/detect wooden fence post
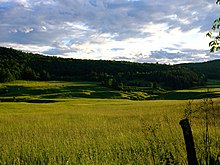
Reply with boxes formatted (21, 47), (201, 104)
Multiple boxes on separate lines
(179, 118), (198, 165)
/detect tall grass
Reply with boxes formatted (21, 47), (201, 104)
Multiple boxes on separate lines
(0, 99), (186, 164)
(184, 98), (220, 164)
(0, 81), (219, 164)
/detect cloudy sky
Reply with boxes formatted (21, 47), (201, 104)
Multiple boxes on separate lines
(1, 0), (220, 64)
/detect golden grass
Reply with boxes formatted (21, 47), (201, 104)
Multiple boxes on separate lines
(0, 81), (219, 164)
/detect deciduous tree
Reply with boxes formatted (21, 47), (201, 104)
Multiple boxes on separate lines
(207, 0), (220, 52)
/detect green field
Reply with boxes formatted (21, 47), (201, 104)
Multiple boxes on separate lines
(0, 81), (220, 164)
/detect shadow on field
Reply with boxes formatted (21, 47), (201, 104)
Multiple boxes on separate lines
(0, 82), (122, 102)
(0, 98), (58, 103)
(154, 91), (220, 100)
(41, 85), (121, 99)
(1, 81), (220, 102)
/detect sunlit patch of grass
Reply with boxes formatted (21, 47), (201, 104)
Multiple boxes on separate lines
(159, 80), (220, 100)
(0, 98), (188, 164)
(0, 80), (219, 164)
(0, 81), (124, 101)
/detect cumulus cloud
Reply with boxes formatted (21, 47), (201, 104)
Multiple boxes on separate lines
(1, 0), (220, 63)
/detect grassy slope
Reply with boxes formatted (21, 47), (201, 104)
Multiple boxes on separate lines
(1, 80), (220, 102)
(0, 81), (121, 100)
(157, 79), (220, 100)
(0, 81), (219, 164)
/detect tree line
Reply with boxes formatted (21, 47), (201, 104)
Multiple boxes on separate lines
(179, 60), (220, 80)
(0, 47), (206, 90)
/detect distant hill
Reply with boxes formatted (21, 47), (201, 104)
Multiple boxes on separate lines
(0, 47), (206, 90)
(179, 60), (220, 80)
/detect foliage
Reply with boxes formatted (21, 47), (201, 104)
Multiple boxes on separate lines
(0, 86), (8, 95)
(0, 47), (206, 90)
(179, 60), (220, 79)
(207, 0), (220, 52)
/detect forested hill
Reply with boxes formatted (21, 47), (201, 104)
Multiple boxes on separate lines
(179, 60), (220, 80)
(0, 47), (206, 89)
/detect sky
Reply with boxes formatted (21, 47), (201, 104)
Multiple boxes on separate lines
(1, 0), (220, 64)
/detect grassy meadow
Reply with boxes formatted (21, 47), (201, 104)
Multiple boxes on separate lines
(0, 80), (220, 164)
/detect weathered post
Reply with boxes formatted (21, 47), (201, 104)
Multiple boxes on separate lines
(179, 118), (198, 165)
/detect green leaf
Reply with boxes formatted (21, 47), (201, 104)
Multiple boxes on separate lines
(210, 46), (215, 53)
(206, 31), (212, 38)
(214, 19), (220, 23)
(212, 24), (217, 31)
(209, 41), (215, 47)
(216, 46), (220, 51)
